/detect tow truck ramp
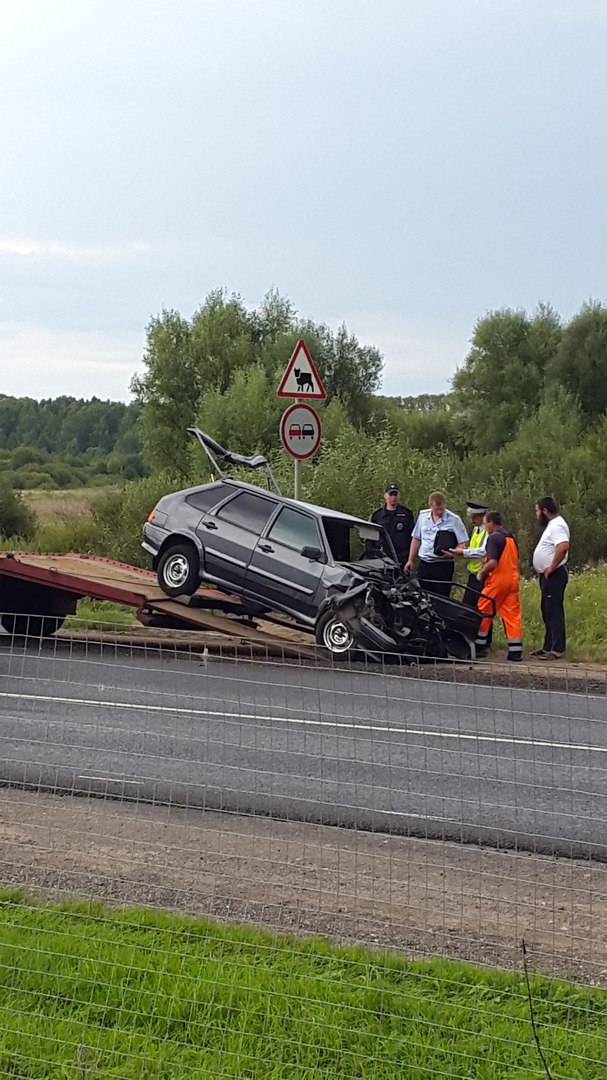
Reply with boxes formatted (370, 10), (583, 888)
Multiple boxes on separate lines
(0, 552), (318, 660)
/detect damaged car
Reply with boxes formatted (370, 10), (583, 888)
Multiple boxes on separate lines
(143, 429), (491, 659)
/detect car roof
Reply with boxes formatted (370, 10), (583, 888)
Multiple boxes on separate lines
(181, 478), (377, 531)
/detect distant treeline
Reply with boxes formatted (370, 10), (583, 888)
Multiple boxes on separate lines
(0, 395), (146, 489)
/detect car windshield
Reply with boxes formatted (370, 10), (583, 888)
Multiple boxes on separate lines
(321, 517), (396, 563)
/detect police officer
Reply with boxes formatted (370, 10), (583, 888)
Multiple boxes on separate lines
(452, 499), (492, 643)
(370, 483), (414, 567)
(452, 500), (490, 605)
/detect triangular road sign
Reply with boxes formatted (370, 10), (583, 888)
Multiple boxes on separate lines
(277, 339), (326, 400)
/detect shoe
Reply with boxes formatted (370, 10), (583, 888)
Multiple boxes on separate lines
(538, 651), (565, 660)
(475, 648), (489, 659)
(530, 648), (548, 657)
(507, 654), (522, 662)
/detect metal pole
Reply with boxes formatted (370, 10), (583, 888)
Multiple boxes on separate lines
(293, 396), (302, 500)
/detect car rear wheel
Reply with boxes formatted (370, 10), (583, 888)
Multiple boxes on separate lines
(315, 611), (355, 657)
(157, 543), (200, 597)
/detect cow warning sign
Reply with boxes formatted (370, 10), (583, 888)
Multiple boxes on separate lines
(277, 339), (326, 400)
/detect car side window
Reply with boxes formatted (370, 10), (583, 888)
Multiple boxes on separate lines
(268, 507), (321, 552)
(216, 491), (277, 532)
(185, 483), (233, 512)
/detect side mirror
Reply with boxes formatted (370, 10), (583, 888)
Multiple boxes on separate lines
(300, 545), (327, 563)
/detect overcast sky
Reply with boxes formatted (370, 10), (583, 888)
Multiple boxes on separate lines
(1, 0), (605, 401)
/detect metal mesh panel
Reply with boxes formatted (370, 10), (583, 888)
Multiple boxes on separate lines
(0, 615), (606, 1077)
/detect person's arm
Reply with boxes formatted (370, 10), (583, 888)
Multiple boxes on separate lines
(478, 558), (497, 584)
(405, 537), (420, 573)
(455, 536), (487, 559)
(543, 541), (569, 579)
(478, 531), (504, 583)
(453, 516), (469, 544)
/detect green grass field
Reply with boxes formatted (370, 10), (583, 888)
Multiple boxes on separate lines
(0, 891), (605, 1079)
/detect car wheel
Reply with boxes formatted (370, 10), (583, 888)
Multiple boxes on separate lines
(315, 611), (355, 657)
(157, 543), (200, 597)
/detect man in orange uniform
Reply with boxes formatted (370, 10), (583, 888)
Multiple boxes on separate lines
(475, 511), (523, 662)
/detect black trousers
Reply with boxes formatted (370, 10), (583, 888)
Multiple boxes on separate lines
(539, 566), (568, 653)
(418, 559), (454, 598)
(463, 570), (493, 645)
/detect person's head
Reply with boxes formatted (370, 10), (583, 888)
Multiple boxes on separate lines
(466, 499), (489, 526)
(535, 496), (559, 522)
(483, 510), (502, 534)
(429, 491), (446, 518)
(384, 482), (400, 508)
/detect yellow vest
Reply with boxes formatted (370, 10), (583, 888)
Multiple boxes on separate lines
(466, 526), (487, 574)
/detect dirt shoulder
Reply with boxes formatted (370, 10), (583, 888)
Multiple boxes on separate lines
(1, 788), (605, 985)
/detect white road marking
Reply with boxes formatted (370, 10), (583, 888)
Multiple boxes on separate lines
(0, 690), (604, 756)
(78, 775), (141, 784)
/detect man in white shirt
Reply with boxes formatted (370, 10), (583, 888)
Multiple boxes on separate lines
(405, 491), (468, 598)
(532, 496), (570, 660)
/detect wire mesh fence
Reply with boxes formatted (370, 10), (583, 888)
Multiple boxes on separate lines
(0, 615), (606, 1077)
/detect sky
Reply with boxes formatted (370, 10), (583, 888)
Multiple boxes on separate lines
(1, 0), (606, 402)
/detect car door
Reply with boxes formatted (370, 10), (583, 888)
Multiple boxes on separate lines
(198, 490), (278, 591)
(246, 506), (327, 619)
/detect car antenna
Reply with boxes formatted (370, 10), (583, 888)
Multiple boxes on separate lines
(186, 428), (282, 495)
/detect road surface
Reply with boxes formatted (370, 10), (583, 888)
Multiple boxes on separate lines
(0, 638), (605, 858)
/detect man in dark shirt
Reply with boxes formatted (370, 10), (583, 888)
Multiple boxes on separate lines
(475, 510), (523, 662)
(370, 483), (414, 567)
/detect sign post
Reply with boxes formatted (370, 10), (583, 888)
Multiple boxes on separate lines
(277, 340), (326, 499)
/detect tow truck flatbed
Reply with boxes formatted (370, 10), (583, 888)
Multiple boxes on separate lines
(0, 552), (317, 659)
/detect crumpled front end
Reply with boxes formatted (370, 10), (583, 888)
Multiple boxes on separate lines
(326, 566), (451, 660)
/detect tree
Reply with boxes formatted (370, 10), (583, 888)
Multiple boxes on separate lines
(547, 301), (607, 423)
(131, 310), (198, 475)
(450, 306), (562, 453)
(190, 289), (255, 394)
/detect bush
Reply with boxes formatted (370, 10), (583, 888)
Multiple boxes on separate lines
(0, 482), (36, 540)
(93, 473), (181, 567)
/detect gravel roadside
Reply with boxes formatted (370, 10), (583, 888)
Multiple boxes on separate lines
(1, 786), (605, 985)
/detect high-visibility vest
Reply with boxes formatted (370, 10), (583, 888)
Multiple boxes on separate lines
(466, 526), (487, 574)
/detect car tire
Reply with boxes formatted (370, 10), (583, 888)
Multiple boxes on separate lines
(157, 543), (200, 597)
(315, 611), (355, 658)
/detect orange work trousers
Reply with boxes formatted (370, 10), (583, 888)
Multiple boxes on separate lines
(475, 536), (523, 659)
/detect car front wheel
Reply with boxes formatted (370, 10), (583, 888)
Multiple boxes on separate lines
(315, 611), (355, 657)
(157, 543), (200, 597)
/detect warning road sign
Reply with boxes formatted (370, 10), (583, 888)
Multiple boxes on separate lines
(277, 339), (326, 400)
(280, 403), (322, 460)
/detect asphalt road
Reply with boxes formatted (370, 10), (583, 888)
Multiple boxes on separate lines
(0, 638), (606, 858)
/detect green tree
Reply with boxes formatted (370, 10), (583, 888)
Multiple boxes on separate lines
(190, 289), (255, 393)
(131, 310), (198, 475)
(450, 305), (562, 453)
(547, 301), (607, 423)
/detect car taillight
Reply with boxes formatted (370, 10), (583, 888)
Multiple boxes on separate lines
(147, 508), (157, 523)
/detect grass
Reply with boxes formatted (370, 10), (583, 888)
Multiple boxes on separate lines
(493, 564), (607, 662)
(65, 599), (138, 633)
(22, 488), (114, 525)
(0, 890), (605, 1079)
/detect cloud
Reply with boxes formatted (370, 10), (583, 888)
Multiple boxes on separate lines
(0, 239), (151, 260)
(0, 323), (143, 400)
